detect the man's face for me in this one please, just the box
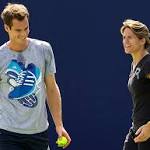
[5,16,30,44]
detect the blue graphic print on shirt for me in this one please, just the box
[5,59,41,108]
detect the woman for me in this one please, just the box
[121,19,150,150]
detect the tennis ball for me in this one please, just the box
[56,136,68,147]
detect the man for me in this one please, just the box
[0,3,71,150]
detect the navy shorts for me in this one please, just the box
[0,129,50,150]
[123,127,150,150]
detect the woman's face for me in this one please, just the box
[122,27,145,54]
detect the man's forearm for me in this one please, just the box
[46,84,63,127]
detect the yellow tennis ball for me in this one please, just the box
[56,136,68,147]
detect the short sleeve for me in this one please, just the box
[43,42,56,76]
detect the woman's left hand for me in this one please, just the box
[134,122,150,143]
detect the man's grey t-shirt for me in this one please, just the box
[0,38,56,134]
